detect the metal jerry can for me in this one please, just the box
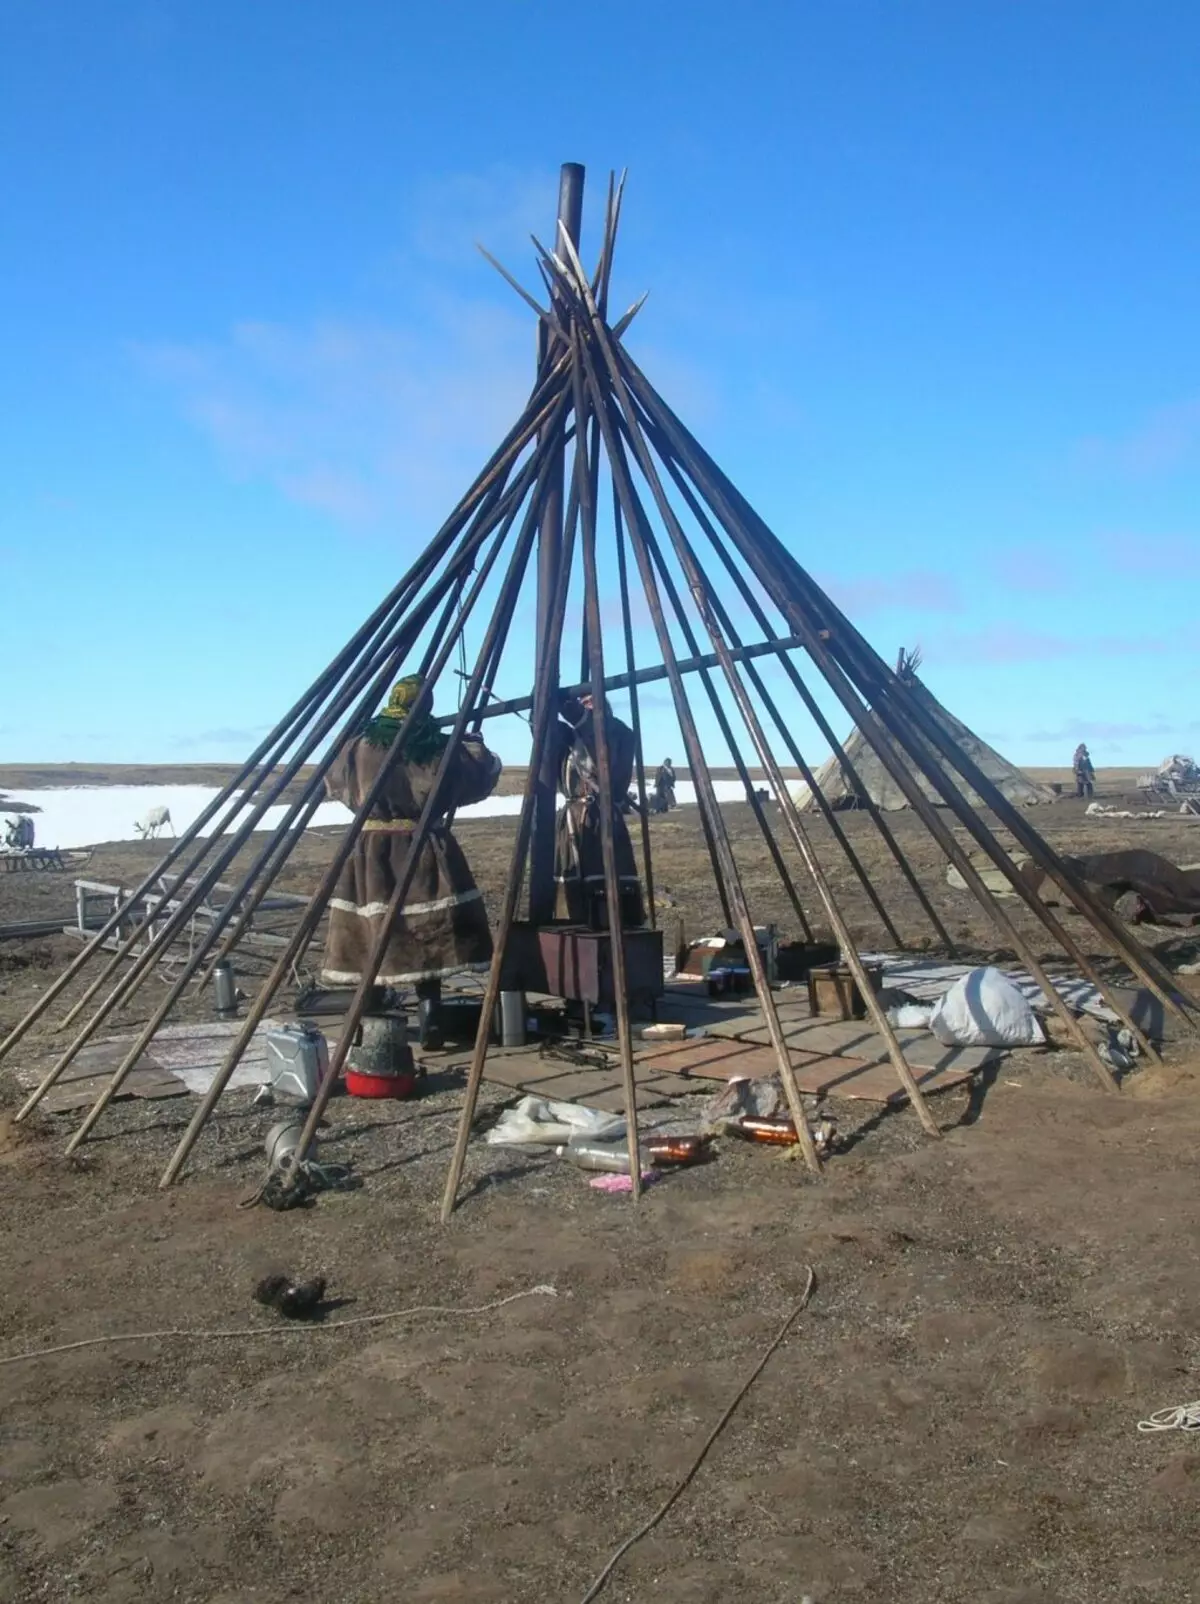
[263,1022,330,1106]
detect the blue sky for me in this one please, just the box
[2,0,1197,772]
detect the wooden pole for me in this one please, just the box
[638,411,952,953]
[617,366,1129,1087]
[589,321,942,1133]
[63,467,551,1151]
[0,367,570,1068]
[529,164,586,925]
[438,633,809,726]
[617,343,1193,1030]
[571,336,644,1196]
[613,494,657,927]
[440,419,586,1219]
[557,288,821,1174]
[157,429,570,1186]
[637,517,816,943]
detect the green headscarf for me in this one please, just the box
[363,675,450,764]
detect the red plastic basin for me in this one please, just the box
[345,1067,418,1100]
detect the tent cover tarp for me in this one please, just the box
[792,676,1056,813]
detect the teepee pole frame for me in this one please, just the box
[634,513,816,943]
[636,411,955,953]
[17,403,575,1130]
[0,367,572,1070]
[281,464,561,1177]
[441,408,587,1219]
[64,467,551,1153]
[563,295,823,1173]
[620,373,1131,1084]
[28,165,1184,1194]
[627,347,1191,1028]
[578,313,940,1132]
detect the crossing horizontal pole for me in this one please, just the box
[438,632,810,726]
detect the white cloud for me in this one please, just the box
[136,168,584,531]
[1023,717,1200,745]
[820,569,961,615]
[405,167,559,267]
[931,626,1166,665]
[1076,395,1200,476]
[140,305,535,530]
[136,164,751,539]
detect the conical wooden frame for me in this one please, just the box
[2,164,1194,1205]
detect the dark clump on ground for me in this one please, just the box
[1,785,1199,1602]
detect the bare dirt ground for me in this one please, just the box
[2,779,1199,1602]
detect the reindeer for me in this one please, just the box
[3,815,33,851]
[134,805,174,840]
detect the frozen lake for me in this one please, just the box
[0,780,747,850]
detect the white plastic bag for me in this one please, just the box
[887,1002,936,1030]
[485,1094,626,1146]
[928,966,1045,1048]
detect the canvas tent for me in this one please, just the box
[792,650,1056,813]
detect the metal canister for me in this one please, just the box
[265,1118,314,1170]
[212,960,237,1016]
[496,990,527,1048]
[765,924,779,986]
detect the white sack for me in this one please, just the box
[887,1002,936,1029]
[928,966,1045,1048]
[486,1094,626,1146]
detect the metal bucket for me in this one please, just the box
[346,1013,413,1076]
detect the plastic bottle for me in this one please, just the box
[731,1116,800,1145]
[645,1133,712,1168]
[729,1115,837,1152]
[558,1137,635,1173]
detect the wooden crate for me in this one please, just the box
[806,961,883,1021]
